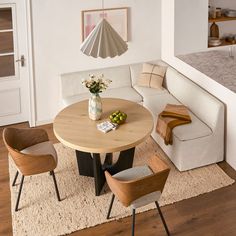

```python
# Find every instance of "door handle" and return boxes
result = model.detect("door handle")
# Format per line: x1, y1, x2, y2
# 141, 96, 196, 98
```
16, 55, 25, 67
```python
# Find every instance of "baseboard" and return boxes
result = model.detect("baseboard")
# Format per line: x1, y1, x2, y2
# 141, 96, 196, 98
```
35, 119, 53, 127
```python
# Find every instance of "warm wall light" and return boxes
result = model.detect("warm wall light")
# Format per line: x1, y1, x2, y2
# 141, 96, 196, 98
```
80, 1, 128, 58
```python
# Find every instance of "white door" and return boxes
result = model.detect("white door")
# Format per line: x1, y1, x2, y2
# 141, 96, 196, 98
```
0, 0, 32, 126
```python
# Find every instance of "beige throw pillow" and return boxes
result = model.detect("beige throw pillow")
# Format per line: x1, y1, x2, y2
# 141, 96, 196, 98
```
138, 63, 167, 89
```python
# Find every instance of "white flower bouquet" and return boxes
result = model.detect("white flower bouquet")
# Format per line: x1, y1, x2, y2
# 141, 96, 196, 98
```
82, 74, 112, 94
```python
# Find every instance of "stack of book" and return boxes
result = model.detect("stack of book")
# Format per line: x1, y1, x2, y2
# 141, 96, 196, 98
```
97, 121, 118, 133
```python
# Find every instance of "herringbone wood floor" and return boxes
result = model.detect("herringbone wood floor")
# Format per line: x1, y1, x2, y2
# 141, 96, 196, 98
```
1, 122, 236, 236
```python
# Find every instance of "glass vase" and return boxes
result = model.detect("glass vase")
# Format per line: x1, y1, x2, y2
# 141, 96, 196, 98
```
88, 93, 102, 120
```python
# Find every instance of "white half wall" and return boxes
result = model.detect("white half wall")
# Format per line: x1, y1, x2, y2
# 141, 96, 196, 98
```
30, 0, 162, 124
162, 0, 236, 170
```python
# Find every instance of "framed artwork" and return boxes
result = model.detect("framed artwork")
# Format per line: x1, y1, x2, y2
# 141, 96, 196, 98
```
81, 7, 128, 42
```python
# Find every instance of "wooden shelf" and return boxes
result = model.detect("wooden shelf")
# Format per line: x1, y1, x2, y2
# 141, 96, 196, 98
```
209, 16, 236, 23
208, 39, 236, 48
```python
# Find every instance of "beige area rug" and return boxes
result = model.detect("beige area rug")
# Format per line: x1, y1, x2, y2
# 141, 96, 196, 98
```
9, 138, 234, 236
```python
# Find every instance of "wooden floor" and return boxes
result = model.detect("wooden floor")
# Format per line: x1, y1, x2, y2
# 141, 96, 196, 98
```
1, 123, 236, 236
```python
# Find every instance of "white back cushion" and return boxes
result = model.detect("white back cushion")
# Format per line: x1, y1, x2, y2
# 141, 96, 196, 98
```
61, 65, 131, 98
165, 67, 224, 129
129, 63, 142, 86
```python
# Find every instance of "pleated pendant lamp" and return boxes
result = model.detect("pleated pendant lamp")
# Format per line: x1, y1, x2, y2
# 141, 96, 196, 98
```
80, 1, 128, 58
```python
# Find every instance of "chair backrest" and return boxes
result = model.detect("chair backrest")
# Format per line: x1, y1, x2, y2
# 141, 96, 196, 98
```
3, 128, 56, 176
105, 155, 170, 207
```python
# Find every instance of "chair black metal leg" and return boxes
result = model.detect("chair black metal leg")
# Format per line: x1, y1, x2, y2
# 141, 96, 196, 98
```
12, 170, 19, 186
50, 171, 61, 201
15, 175, 24, 212
155, 201, 170, 236
106, 194, 115, 219
132, 209, 136, 236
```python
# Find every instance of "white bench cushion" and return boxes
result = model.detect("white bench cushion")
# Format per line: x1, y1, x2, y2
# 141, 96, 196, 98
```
133, 85, 169, 98
63, 87, 143, 106
144, 93, 212, 141
101, 87, 142, 103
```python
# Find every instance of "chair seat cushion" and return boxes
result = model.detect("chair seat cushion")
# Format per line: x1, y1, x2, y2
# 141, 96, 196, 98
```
131, 191, 161, 209
113, 165, 161, 209
21, 141, 57, 163
113, 165, 152, 180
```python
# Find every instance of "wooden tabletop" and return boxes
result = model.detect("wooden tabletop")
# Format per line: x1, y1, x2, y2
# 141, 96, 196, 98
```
53, 98, 153, 153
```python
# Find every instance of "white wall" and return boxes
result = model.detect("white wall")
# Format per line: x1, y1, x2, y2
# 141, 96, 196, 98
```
30, 0, 162, 124
162, 0, 236, 170
161, 0, 175, 63
174, 0, 208, 55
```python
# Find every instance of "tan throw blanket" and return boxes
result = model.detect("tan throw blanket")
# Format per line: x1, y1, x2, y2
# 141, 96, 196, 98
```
156, 104, 192, 145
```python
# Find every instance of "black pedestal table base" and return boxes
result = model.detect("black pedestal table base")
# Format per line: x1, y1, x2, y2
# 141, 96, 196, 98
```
75, 147, 135, 196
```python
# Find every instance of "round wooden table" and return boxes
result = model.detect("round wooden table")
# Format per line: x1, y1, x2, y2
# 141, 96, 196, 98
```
54, 98, 153, 195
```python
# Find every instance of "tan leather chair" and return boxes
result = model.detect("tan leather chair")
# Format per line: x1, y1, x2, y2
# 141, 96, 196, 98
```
105, 155, 170, 236
3, 127, 61, 211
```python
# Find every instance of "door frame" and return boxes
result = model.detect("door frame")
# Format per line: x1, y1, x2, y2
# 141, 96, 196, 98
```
25, 0, 36, 127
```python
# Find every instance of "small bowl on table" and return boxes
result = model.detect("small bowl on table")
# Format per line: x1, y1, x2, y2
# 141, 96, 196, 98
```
109, 110, 127, 125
